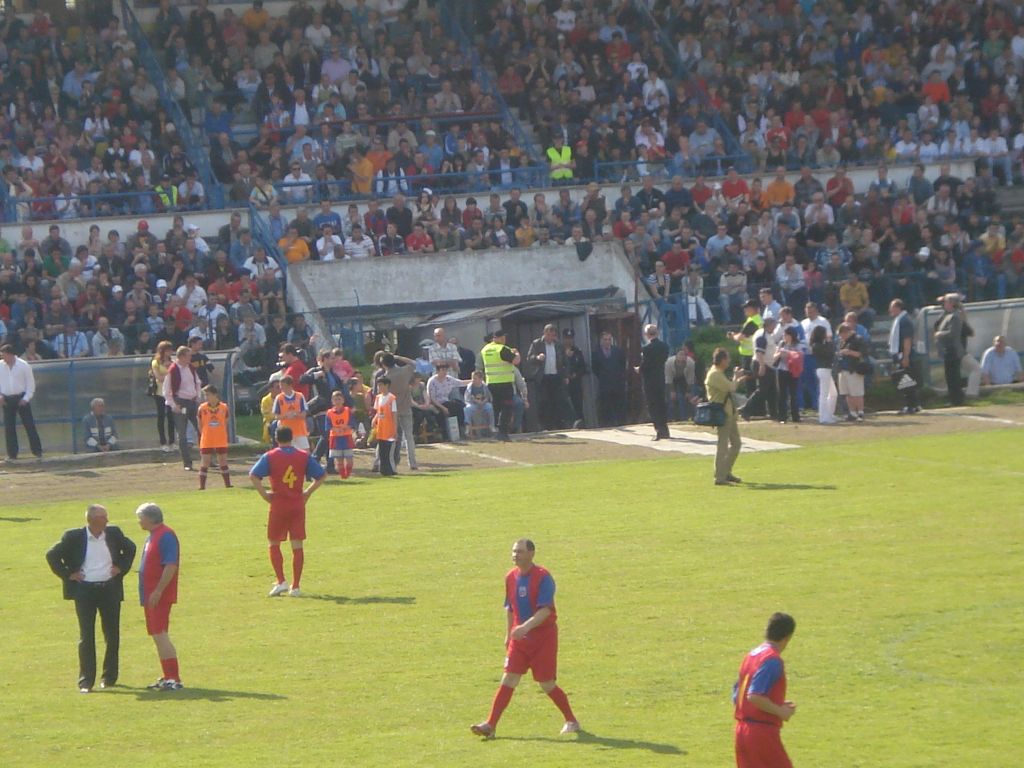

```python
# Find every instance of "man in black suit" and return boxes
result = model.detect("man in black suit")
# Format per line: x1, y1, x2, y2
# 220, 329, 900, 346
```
525, 324, 574, 430
637, 323, 670, 439
46, 505, 137, 693
592, 331, 627, 426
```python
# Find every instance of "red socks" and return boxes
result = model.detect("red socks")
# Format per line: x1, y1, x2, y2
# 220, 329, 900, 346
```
198, 467, 207, 490
292, 548, 304, 589
220, 465, 231, 487
547, 686, 576, 722
160, 657, 180, 682
487, 684, 515, 727
269, 544, 285, 583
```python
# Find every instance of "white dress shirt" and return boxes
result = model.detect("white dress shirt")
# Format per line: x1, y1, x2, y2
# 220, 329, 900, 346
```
0, 355, 37, 401
544, 342, 557, 375
82, 529, 114, 583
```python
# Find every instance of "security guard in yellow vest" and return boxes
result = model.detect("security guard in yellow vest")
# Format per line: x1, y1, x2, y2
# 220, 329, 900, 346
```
154, 173, 179, 210
728, 299, 763, 371
546, 135, 574, 183
481, 328, 517, 441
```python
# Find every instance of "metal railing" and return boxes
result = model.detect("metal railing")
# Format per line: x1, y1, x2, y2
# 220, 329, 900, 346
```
227, 110, 504, 143
120, 0, 224, 209
0, 353, 237, 455
271, 166, 548, 204
2, 189, 209, 224
247, 203, 288, 280
595, 155, 752, 182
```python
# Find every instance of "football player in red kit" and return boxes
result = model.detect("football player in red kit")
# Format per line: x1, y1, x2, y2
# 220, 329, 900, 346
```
248, 426, 325, 597
733, 612, 797, 768
470, 539, 579, 739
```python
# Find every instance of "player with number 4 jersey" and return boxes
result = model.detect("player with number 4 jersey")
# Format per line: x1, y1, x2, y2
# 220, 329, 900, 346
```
248, 426, 325, 597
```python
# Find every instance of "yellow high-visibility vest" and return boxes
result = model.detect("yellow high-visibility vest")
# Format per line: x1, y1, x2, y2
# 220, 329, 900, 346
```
481, 342, 515, 384
546, 145, 573, 180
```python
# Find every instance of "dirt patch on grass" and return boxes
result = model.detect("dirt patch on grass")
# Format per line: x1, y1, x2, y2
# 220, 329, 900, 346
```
2, 404, 1020, 507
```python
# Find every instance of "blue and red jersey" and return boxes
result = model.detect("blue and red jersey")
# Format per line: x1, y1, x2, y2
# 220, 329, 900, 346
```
138, 523, 179, 605
250, 446, 325, 511
504, 565, 557, 628
733, 642, 787, 726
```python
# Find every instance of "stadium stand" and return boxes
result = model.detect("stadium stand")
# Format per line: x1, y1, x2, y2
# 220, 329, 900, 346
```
0, 0, 1022, 396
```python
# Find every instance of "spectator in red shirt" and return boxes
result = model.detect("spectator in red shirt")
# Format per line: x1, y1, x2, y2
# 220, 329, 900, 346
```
721, 168, 750, 209
826, 167, 855, 208
280, 344, 309, 398
405, 222, 435, 254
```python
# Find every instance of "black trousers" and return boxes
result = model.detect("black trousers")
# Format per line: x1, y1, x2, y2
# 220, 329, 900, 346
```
3, 393, 43, 459
488, 383, 515, 436
944, 355, 965, 406
376, 439, 396, 476
644, 379, 669, 437
538, 375, 572, 430
892, 358, 919, 409
743, 368, 778, 419
567, 377, 584, 424
776, 370, 800, 422
154, 395, 175, 446
74, 582, 121, 688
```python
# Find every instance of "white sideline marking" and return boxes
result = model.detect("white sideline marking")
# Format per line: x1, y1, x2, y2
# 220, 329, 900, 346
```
562, 425, 798, 455
434, 443, 535, 467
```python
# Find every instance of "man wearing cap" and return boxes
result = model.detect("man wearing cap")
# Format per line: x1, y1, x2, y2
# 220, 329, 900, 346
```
481, 329, 517, 441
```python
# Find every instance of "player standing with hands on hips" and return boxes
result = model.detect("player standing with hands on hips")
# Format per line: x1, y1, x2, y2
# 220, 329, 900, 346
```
249, 426, 325, 597
733, 612, 797, 768
470, 539, 579, 739
136, 502, 183, 691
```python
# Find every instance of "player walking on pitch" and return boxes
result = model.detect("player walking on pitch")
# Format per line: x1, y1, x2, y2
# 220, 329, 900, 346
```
470, 539, 579, 739
733, 612, 797, 768
249, 426, 325, 597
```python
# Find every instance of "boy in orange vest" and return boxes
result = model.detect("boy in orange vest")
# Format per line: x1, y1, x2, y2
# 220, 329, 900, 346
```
197, 385, 232, 490
372, 376, 398, 476
326, 390, 356, 479
273, 375, 310, 450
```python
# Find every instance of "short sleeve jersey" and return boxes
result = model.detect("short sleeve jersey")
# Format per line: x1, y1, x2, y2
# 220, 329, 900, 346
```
273, 391, 309, 436
249, 446, 325, 512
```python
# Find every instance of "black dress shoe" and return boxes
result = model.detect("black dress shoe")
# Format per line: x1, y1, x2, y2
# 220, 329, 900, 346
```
727, 474, 742, 484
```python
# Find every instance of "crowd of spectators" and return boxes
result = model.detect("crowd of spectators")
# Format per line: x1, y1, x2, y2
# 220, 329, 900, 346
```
0, 8, 211, 222
479, 0, 1024, 184
154, 0, 533, 202
0, 214, 313, 373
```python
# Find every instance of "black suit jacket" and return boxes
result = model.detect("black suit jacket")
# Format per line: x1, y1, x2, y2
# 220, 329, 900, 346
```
46, 526, 137, 601
640, 338, 669, 389
592, 345, 627, 392
525, 337, 568, 381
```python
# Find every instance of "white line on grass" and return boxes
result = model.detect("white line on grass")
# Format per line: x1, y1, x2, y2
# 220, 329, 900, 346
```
433, 443, 535, 467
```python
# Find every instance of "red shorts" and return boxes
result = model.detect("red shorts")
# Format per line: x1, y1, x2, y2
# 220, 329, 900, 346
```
735, 721, 792, 768
504, 624, 557, 681
200, 447, 228, 455
268, 505, 306, 541
144, 601, 173, 635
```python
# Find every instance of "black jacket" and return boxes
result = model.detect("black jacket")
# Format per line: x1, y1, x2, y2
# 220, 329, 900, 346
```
640, 338, 669, 388
300, 365, 354, 415
46, 526, 137, 601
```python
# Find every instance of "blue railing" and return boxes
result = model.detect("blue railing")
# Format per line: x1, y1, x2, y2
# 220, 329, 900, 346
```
3, 189, 209, 223
120, 0, 224, 209
247, 203, 288, 280
438, 0, 544, 166
228, 110, 503, 143
595, 155, 752, 182
270, 166, 548, 204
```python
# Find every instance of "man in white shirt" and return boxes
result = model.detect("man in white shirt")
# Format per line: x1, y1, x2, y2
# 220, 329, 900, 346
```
427, 326, 463, 371
45, 504, 137, 692
162, 345, 201, 470
983, 128, 1014, 184
343, 224, 376, 259
282, 162, 313, 204
1, 343, 44, 460
315, 223, 344, 261
175, 272, 208, 313
801, 302, 832, 342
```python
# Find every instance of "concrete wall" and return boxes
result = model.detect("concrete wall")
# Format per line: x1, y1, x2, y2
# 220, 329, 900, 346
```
0, 160, 976, 250
286, 240, 639, 316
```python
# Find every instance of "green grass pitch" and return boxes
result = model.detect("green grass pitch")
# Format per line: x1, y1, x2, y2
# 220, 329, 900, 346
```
3, 428, 1021, 767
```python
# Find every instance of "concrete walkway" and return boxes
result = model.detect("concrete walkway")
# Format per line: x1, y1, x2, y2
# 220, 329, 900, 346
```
561, 425, 798, 455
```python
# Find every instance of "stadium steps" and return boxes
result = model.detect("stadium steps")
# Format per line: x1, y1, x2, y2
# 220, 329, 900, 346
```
996, 185, 1024, 214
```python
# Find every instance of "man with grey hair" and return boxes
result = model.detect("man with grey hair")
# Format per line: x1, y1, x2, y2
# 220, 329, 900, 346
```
636, 324, 670, 439
136, 503, 183, 691
427, 326, 463, 371
46, 504, 136, 692
81, 398, 119, 452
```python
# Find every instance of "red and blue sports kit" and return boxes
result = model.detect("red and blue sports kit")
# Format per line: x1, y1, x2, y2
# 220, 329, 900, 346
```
327, 406, 355, 456
138, 523, 179, 635
504, 565, 558, 681
733, 642, 792, 768
249, 446, 325, 541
